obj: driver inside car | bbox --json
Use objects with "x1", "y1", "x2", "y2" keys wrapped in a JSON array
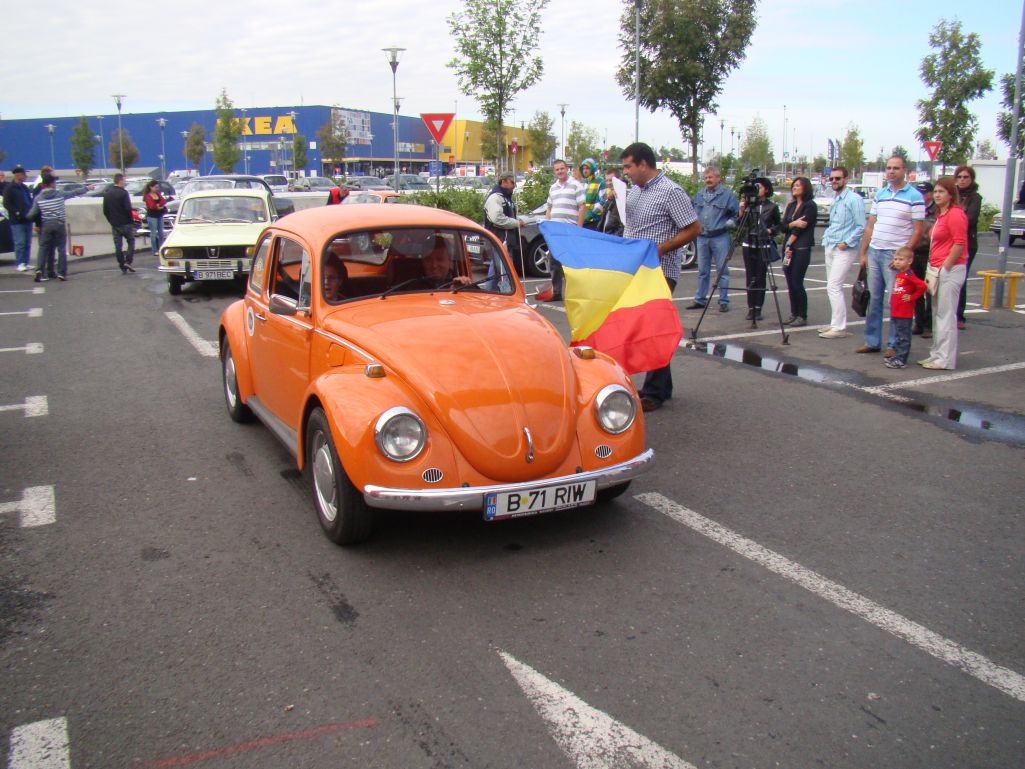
[{"x1": 390, "y1": 229, "x2": 470, "y2": 288}]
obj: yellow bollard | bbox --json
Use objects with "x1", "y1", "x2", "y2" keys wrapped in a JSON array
[{"x1": 977, "y1": 270, "x2": 1025, "y2": 309}]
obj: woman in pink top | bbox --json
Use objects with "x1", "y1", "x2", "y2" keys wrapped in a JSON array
[{"x1": 921, "y1": 176, "x2": 967, "y2": 370}]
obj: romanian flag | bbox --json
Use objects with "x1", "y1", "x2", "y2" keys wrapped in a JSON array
[{"x1": 539, "y1": 221, "x2": 682, "y2": 375}]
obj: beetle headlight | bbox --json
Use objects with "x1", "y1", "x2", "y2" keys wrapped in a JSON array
[
  {"x1": 374, "y1": 407, "x2": 427, "y2": 462},
  {"x1": 595, "y1": 385, "x2": 636, "y2": 434}
]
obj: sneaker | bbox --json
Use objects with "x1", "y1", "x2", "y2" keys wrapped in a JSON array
[
  {"x1": 883, "y1": 347, "x2": 897, "y2": 359},
  {"x1": 57, "y1": 274, "x2": 67, "y2": 281},
  {"x1": 884, "y1": 358, "x2": 906, "y2": 369},
  {"x1": 921, "y1": 361, "x2": 949, "y2": 370},
  {"x1": 125, "y1": 264, "x2": 136, "y2": 273},
  {"x1": 855, "y1": 345, "x2": 881, "y2": 353},
  {"x1": 719, "y1": 303, "x2": 729, "y2": 313},
  {"x1": 916, "y1": 358, "x2": 934, "y2": 366},
  {"x1": 819, "y1": 329, "x2": 850, "y2": 339},
  {"x1": 16, "y1": 263, "x2": 28, "y2": 272},
  {"x1": 640, "y1": 397, "x2": 662, "y2": 413},
  {"x1": 789, "y1": 317, "x2": 806, "y2": 327},
  {"x1": 685, "y1": 302, "x2": 706, "y2": 310},
  {"x1": 921, "y1": 330, "x2": 933, "y2": 339}
]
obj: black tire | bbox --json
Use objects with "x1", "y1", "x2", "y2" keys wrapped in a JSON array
[
  {"x1": 526, "y1": 238, "x2": 552, "y2": 278},
  {"x1": 680, "y1": 242, "x2": 697, "y2": 270},
  {"x1": 168, "y1": 274, "x2": 184, "y2": 295},
  {"x1": 221, "y1": 340, "x2": 253, "y2": 423},
  {"x1": 306, "y1": 407, "x2": 374, "y2": 545},
  {"x1": 597, "y1": 481, "x2": 631, "y2": 503}
]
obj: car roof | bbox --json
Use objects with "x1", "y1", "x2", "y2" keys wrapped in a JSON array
[
  {"x1": 266, "y1": 202, "x2": 488, "y2": 244},
  {"x1": 180, "y1": 188, "x2": 272, "y2": 200}
]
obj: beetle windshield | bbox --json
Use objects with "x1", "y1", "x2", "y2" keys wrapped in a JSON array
[{"x1": 321, "y1": 228, "x2": 517, "y2": 304}]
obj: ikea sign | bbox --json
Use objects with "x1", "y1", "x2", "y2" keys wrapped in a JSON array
[{"x1": 234, "y1": 115, "x2": 297, "y2": 136}]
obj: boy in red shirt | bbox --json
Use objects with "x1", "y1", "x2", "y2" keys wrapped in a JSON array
[{"x1": 886, "y1": 247, "x2": 928, "y2": 369}]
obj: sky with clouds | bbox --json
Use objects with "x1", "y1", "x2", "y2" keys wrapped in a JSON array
[{"x1": 1, "y1": 0, "x2": 1017, "y2": 164}]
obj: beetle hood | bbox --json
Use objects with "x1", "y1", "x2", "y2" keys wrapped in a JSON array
[{"x1": 324, "y1": 297, "x2": 579, "y2": 480}]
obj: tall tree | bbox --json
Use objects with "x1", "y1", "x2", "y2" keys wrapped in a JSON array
[
  {"x1": 292, "y1": 134, "x2": 308, "y2": 173},
  {"x1": 975, "y1": 138, "x2": 998, "y2": 160},
  {"x1": 525, "y1": 110, "x2": 556, "y2": 166},
  {"x1": 616, "y1": 0, "x2": 757, "y2": 178},
  {"x1": 212, "y1": 89, "x2": 242, "y2": 173},
  {"x1": 109, "y1": 129, "x2": 139, "y2": 171},
  {"x1": 739, "y1": 116, "x2": 774, "y2": 172},
  {"x1": 915, "y1": 19, "x2": 994, "y2": 167},
  {"x1": 69, "y1": 116, "x2": 96, "y2": 178},
  {"x1": 185, "y1": 123, "x2": 206, "y2": 171},
  {"x1": 316, "y1": 109, "x2": 349, "y2": 172},
  {"x1": 447, "y1": 0, "x2": 548, "y2": 171},
  {"x1": 891, "y1": 145, "x2": 911, "y2": 167},
  {"x1": 997, "y1": 70, "x2": 1024, "y2": 158},
  {"x1": 813, "y1": 154, "x2": 828, "y2": 173},
  {"x1": 838, "y1": 124, "x2": 865, "y2": 176},
  {"x1": 566, "y1": 120, "x2": 601, "y2": 165}
]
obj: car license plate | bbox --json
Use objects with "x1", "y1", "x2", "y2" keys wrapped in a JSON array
[
  {"x1": 193, "y1": 269, "x2": 234, "y2": 280},
  {"x1": 484, "y1": 480, "x2": 596, "y2": 521}
]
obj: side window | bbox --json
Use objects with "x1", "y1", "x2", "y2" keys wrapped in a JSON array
[
  {"x1": 248, "y1": 236, "x2": 271, "y2": 296},
  {"x1": 271, "y1": 237, "x2": 308, "y2": 302}
]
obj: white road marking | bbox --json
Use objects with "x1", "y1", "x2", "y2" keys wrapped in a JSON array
[
  {"x1": 165, "y1": 312, "x2": 218, "y2": 357},
  {"x1": 499, "y1": 650, "x2": 695, "y2": 769},
  {"x1": 0, "y1": 307, "x2": 43, "y2": 317},
  {"x1": 861, "y1": 361, "x2": 1025, "y2": 392},
  {"x1": 636, "y1": 493, "x2": 1025, "y2": 703},
  {"x1": 0, "y1": 287, "x2": 45, "y2": 294},
  {"x1": 0, "y1": 343, "x2": 43, "y2": 354},
  {"x1": 0, "y1": 396, "x2": 48, "y2": 417},
  {"x1": 7, "y1": 717, "x2": 70, "y2": 769},
  {"x1": 0, "y1": 486, "x2": 56, "y2": 527}
]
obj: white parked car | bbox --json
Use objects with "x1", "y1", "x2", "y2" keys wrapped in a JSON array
[{"x1": 261, "y1": 174, "x2": 289, "y2": 193}]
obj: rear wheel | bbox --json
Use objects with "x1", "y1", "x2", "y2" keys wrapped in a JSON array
[
  {"x1": 168, "y1": 274, "x2": 184, "y2": 295},
  {"x1": 680, "y1": 242, "x2": 697, "y2": 270},
  {"x1": 306, "y1": 407, "x2": 373, "y2": 545},
  {"x1": 526, "y1": 238, "x2": 552, "y2": 278},
  {"x1": 221, "y1": 340, "x2": 253, "y2": 423}
]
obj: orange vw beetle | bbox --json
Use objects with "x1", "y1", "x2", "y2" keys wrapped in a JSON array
[{"x1": 218, "y1": 204, "x2": 653, "y2": 544}]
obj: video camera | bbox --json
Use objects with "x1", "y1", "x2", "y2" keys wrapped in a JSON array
[{"x1": 737, "y1": 169, "x2": 763, "y2": 206}]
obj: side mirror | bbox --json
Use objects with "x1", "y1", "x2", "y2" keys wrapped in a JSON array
[{"x1": 268, "y1": 293, "x2": 298, "y2": 316}]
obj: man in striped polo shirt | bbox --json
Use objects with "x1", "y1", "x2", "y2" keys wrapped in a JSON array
[
  {"x1": 620, "y1": 142, "x2": 701, "y2": 412},
  {"x1": 856, "y1": 156, "x2": 924, "y2": 356},
  {"x1": 544, "y1": 159, "x2": 585, "y2": 300},
  {"x1": 27, "y1": 173, "x2": 68, "y2": 282}
]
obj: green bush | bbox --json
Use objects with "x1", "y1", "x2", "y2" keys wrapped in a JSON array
[
  {"x1": 406, "y1": 187, "x2": 486, "y2": 224},
  {"x1": 979, "y1": 203, "x2": 999, "y2": 233},
  {"x1": 516, "y1": 169, "x2": 554, "y2": 214},
  {"x1": 662, "y1": 169, "x2": 701, "y2": 199}
]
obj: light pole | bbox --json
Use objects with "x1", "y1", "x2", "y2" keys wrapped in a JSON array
[
  {"x1": 240, "y1": 108, "x2": 248, "y2": 175},
  {"x1": 719, "y1": 119, "x2": 724, "y2": 164},
  {"x1": 382, "y1": 46, "x2": 405, "y2": 191},
  {"x1": 634, "y1": 0, "x2": 641, "y2": 142},
  {"x1": 558, "y1": 103, "x2": 568, "y2": 160},
  {"x1": 96, "y1": 116, "x2": 106, "y2": 170},
  {"x1": 782, "y1": 104, "x2": 787, "y2": 179},
  {"x1": 113, "y1": 94, "x2": 126, "y2": 175},
  {"x1": 44, "y1": 124, "x2": 56, "y2": 168},
  {"x1": 157, "y1": 117, "x2": 167, "y2": 179},
  {"x1": 730, "y1": 127, "x2": 736, "y2": 156},
  {"x1": 181, "y1": 131, "x2": 189, "y2": 172}
]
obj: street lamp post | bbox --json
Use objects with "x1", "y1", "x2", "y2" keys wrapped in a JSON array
[
  {"x1": 181, "y1": 131, "x2": 189, "y2": 172},
  {"x1": 96, "y1": 116, "x2": 106, "y2": 171},
  {"x1": 44, "y1": 124, "x2": 56, "y2": 168},
  {"x1": 289, "y1": 110, "x2": 298, "y2": 177},
  {"x1": 382, "y1": 46, "x2": 405, "y2": 191},
  {"x1": 730, "y1": 127, "x2": 736, "y2": 156},
  {"x1": 634, "y1": 0, "x2": 641, "y2": 143},
  {"x1": 719, "y1": 119, "x2": 724, "y2": 164},
  {"x1": 112, "y1": 94, "x2": 126, "y2": 175},
  {"x1": 782, "y1": 104, "x2": 787, "y2": 179},
  {"x1": 157, "y1": 117, "x2": 167, "y2": 179},
  {"x1": 558, "y1": 103, "x2": 568, "y2": 161},
  {"x1": 240, "y1": 108, "x2": 248, "y2": 175}
]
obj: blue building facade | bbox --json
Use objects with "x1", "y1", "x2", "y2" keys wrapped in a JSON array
[{"x1": 0, "y1": 105, "x2": 440, "y2": 178}]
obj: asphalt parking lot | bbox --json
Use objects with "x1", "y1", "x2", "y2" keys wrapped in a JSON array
[{"x1": 1, "y1": 233, "x2": 1023, "y2": 768}]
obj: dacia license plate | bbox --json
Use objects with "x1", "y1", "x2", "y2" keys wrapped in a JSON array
[
  {"x1": 193, "y1": 269, "x2": 234, "y2": 280},
  {"x1": 484, "y1": 480, "x2": 596, "y2": 521}
]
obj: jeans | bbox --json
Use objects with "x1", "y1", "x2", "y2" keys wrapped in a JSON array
[
  {"x1": 911, "y1": 249, "x2": 932, "y2": 331},
  {"x1": 694, "y1": 234, "x2": 730, "y2": 306},
  {"x1": 11, "y1": 221, "x2": 33, "y2": 267},
  {"x1": 147, "y1": 215, "x2": 164, "y2": 254},
  {"x1": 639, "y1": 276, "x2": 677, "y2": 404},
  {"x1": 864, "y1": 247, "x2": 896, "y2": 350},
  {"x1": 112, "y1": 224, "x2": 136, "y2": 269},
  {"x1": 36, "y1": 220, "x2": 67, "y2": 277},
  {"x1": 956, "y1": 246, "x2": 977, "y2": 322},
  {"x1": 891, "y1": 317, "x2": 913, "y2": 364},
  {"x1": 929, "y1": 264, "x2": 966, "y2": 368},
  {"x1": 783, "y1": 245, "x2": 811, "y2": 318},
  {"x1": 823, "y1": 244, "x2": 857, "y2": 330}
]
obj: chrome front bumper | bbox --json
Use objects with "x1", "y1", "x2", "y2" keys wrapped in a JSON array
[{"x1": 363, "y1": 448, "x2": 654, "y2": 511}]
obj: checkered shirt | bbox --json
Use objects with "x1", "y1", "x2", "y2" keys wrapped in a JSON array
[{"x1": 624, "y1": 172, "x2": 697, "y2": 281}]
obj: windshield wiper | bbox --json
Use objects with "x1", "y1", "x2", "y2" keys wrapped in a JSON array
[
  {"x1": 178, "y1": 217, "x2": 213, "y2": 223},
  {"x1": 450, "y1": 276, "x2": 495, "y2": 293},
  {"x1": 379, "y1": 278, "x2": 422, "y2": 298}
]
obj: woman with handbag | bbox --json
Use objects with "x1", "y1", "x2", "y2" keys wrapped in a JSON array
[
  {"x1": 921, "y1": 176, "x2": 968, "y2": 370},
  {"x1": 142, "y1": 180, "x2": 168, "y2": 254},
  {"x1": 781, "y1": 177, "x2": 818, "y2": 326},
  {"x1": 739, "y1": 178, "x2": 781, "y2": 320}
]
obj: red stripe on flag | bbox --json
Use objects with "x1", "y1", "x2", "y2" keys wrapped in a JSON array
[{"x1": 579, "y1": 299, "x2": 682, "y2": 375}]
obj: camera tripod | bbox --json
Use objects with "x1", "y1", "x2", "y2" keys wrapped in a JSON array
[{"x1": 689, "y1": 201, "x2": 790, "y2": 344}]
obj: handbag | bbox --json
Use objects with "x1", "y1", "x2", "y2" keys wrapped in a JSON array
[
  {"x1": 851, "y1": 266, "x2": 870, "y2": 317},
  {"x1": 925, "y1": 264, "x2": 941, "y2": 296},
  {"x1": 765, "y1": 240, "x2": 781, "y2": 263}
]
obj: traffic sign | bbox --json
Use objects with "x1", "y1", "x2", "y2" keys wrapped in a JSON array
[
  {"x1": 924, "y1": 140, "x2": 943, "y2": 161},
  {"x1": 420, "y1": 113, "x2": 455, "y2": 145},
  {"x1": 511, "y1": 138, "x2": 518, "y2": 155}
]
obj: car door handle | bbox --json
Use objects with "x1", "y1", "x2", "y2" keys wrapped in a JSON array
[{"x1": 254, "y1": 311, "x2": 267, "y2": 321}]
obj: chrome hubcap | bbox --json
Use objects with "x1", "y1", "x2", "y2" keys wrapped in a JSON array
[
  {"x1": 311, "y1": 432, "x2": 337, "y2": 523},
  {"x1": 223, "y1": 352, "x2": 238, "y2": 408}
]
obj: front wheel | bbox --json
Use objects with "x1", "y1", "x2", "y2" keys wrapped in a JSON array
[
  {"x1": 306, "y1": 407, "x2": 373, "y2": 545},
  {"x1": 168, "y1": 274, "x2": 184, "y2": 295},
  {"x1": 680, "y1": 242, "x2": 697, "y2": 270},
  {"x1": 526, "y1": 238, "x2": 552, "y2": 278}
]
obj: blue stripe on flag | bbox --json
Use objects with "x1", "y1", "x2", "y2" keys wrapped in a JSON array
[{"x1": 539, "y1": 221, "x2": 660, "y2": 274}]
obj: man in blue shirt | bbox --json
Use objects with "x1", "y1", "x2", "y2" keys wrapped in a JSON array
[
  {"x1": 688, "y1": 167, "x2": 739, "y2": 312},
  {"x1": 818, "y1": 166, "x2": 866, "y2": 338}
]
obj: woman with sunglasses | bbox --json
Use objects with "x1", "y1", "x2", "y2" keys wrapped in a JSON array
[
  {"x1": 780, "y1": 177, "x2": 818, "y2": 326},
  {"x1": 921, "y1": 176, "x2": 967, "y2": 370},
  {"x1": 953, "y1": 166, "x2": 982, "y2": 329}
]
